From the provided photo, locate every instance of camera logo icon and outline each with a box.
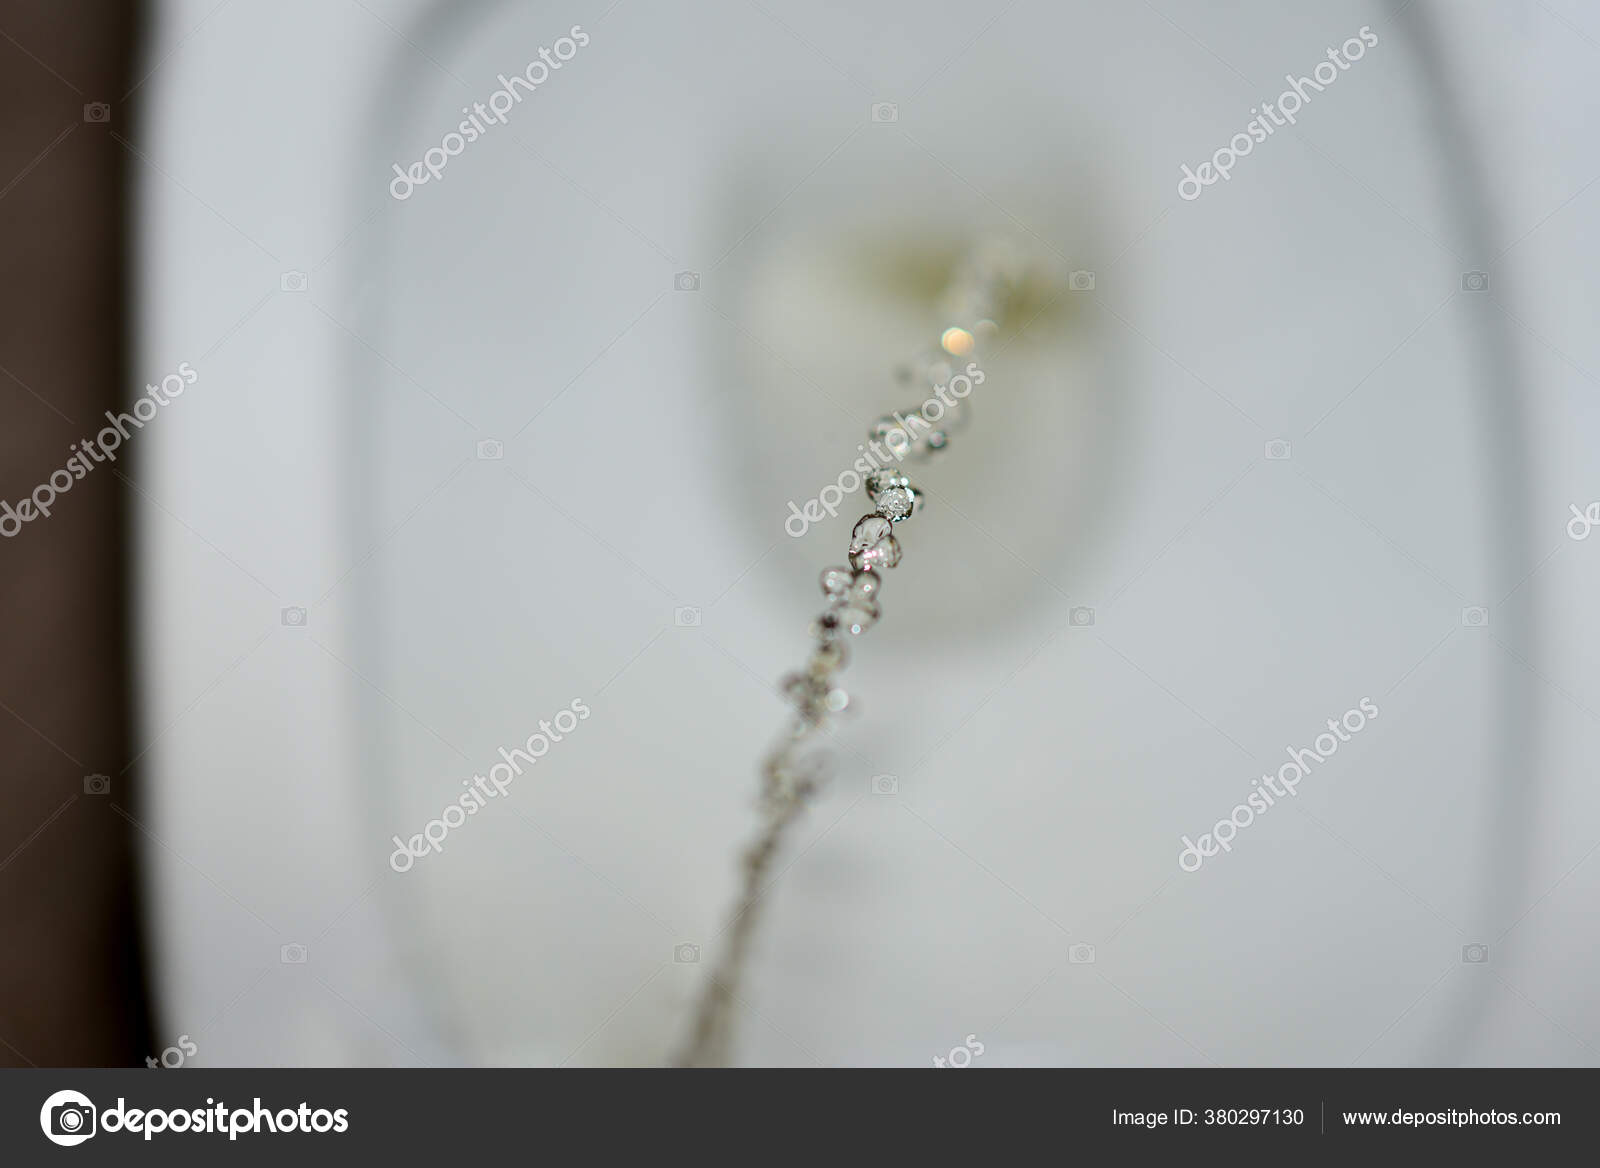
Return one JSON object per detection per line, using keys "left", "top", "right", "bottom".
{"left": 674, "top": 943, "right": 700, "bottom": 964}
{"left": 1461, "top": 271, "right": 1490, "bottom": 293}
{"left": 870, "top": 774, "right": 898, "bottom": 795}
{"left": 279, "top": 270, "right": 308, "bottom": 293}
{"left": 870, "top": 102, "right": 898, "bottom": 123}
{"left": 281, "top": 606, "right": 307, "bottom": 627}
{"left": 674, "top": 606, "right": 701, "bottom": 627}
{"left": 1461, "top": 606, "right": 1489, "bottom": 627}
{"left": 674, "top": 271, "right": 700, "bottom": 292}
{"left": 1068, "top": 943, "right": 1096, "bottom": 964}
{"left": 83, "top": 102, "right": 111, "bottom": 124}
{"left": 476, "top": 438, "right": 503, "bottom": 460}
{"left": 84, "top": 773, "right": 110, "bottom": 796}
{"left": 1461, "top": 943, "right": 1489, "bottom": 964}
{"left": 1265, "top": 438, "right": 1292, "bottom": 460}
{"left": 1068, "top": 269, "right": 1096, "bottom": 292}
{"left": 280, "top": 943, "right": 307, "bottom": 964}
{"left": 1069, "top": 606, "right": 1095, "bottom": 627}
{"left": 40, "top": 1090, "right": 97, "bottom": 1146}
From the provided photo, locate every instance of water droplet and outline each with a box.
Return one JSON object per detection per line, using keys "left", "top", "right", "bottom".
{"left": 849, "top": 570, "right": 880, "bottom": 604}
{"left": 875, "top": 486, "right": 915, "bottom": 521}
{"left": 834, "top": 602, "right": 879, "bottom": 635}
{"left": 819, "top": 566, "right": 853, "bottom": 599}
{"left": 849, "top": 515, "right": 893, "bottom": 553}
{"left": 849, "top": 533, "right": 901, "bottom": 572}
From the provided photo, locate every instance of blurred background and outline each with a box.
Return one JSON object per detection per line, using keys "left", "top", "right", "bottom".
{"left": 3, "top": 0, "right": 1598, "bottom": 1066}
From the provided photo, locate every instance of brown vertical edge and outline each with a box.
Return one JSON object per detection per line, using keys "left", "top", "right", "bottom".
{"left": 0, "top": 0, "right": 153, "bottom": 1065}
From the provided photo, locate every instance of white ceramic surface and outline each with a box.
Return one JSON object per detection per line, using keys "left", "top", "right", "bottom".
{"left": 136, "top": 0, "right": 1600, "bottom": 1066}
